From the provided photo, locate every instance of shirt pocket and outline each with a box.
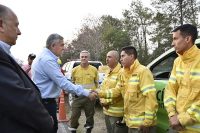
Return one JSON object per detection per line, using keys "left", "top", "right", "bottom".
{"left": 125, "top": 85, "right": 138, "bottom": 103}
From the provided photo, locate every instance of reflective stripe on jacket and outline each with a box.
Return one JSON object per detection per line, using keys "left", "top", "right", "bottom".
{"left": 164, "top": 45, "right": 200, "bottom": 132}
{"left": 100, "top": 63, "right": 124, "bottom": 117}
{"left": 99, "top": 59, "right": 158, "bottom": 128}
{"left": 72, "top": 65, "right": 99, "bottom": 90}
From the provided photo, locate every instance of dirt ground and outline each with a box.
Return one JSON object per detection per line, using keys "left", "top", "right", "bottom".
{"left": 65, "top": 96, "right": 107, "bottom": 133}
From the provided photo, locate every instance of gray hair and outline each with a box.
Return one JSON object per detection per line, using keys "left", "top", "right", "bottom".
{"left": 46, "top": 33, "right": 64, "bottom": 49}
{"left": 109, "top": 50, "right": 119, "bottom": 61}
{"left": 80, "top": 50, "right": 90, "bottom": 58}
{"left": 0, "top": 4, "right": 12, "bottom": 20}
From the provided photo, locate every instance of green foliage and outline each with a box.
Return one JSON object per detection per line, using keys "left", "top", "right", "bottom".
{"left": 61, "top": 0, "right": 199, "bottom": 65}
{"left": 99, "top": 15, "right": 131, "bottom": 64}
{"left": 122, "top": 0, "right": 153, "bottom": 64}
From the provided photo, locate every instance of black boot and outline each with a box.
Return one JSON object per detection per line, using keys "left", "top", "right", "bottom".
{"left": 86, "top": 128, "right": 92, "bottom": 133}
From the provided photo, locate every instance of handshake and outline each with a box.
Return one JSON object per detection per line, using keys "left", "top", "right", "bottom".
{"left": 88, "top": 90, "right": 99, "bottom": 101}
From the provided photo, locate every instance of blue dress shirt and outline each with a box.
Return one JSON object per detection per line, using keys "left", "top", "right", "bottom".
{"left": 31, "top": 48, "right": 90, "bottom": 98}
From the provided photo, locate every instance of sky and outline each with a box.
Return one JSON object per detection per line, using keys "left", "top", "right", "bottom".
{"left": 1, "top": 0, "right": 150, "bottom": 63}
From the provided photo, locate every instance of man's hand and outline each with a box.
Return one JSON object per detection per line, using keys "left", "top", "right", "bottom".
{"left": 139, "top": 125, "right": 150, "bottom": 133}
{"left": 100, "top": 98, "right": 109, "bottom": 109}
{"left": 88, "top": 91, "right": 97, "bottom": 101}
{"left": 169, "top": 114, "right": 184, "bottom": 131}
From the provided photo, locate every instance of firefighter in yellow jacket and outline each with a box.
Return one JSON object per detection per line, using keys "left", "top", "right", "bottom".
{"left": 100, "top": 50, "right": 124, "bottom": 133}
{"left": 69, "top": 50, "right": 99, "bottom": 133}
{"left": 164, "top": 24, "right": 200, "bottom": 133}
{"left": 98, "top": 46, "right": 158, "bottom": 133}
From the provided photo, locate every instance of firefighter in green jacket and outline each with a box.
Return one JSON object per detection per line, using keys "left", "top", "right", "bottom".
{"left": 100, "top": 50, "right": 124, "bottom": 133}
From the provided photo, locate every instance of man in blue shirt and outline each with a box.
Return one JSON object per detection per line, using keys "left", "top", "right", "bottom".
{"left": 32, "top": 33, "right": 97, "bottom": 133}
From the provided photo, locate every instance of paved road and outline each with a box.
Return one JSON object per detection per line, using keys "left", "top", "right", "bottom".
{"left": 58, "top": 122, "right": 70, "bottom": 133}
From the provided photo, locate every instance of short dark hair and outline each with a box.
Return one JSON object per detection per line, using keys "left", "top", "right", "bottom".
{"left": 28, "top": 53, "right": 36, "bottom": 60}
{"left": 172, "top": 24, "right": 198, "bottom": 43}
{"left": 121, "top": 46, "right": 137, "bottom": 59}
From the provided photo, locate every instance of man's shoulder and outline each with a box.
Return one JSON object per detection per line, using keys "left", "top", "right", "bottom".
{"left": 89, "top": 65, "right": 97, "bottom": 71}
{"left": 0, "top": 47, "right": 9, "bottom": 60}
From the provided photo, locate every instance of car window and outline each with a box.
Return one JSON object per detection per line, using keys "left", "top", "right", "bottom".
{"left": 73, "top": 62, "right": 80, "bottom": 68}
{"left": 90, "top": 63, "right": 102, "bottom": 69}
{"left": 151, "top": 52, "right": 177, "bottom": 79}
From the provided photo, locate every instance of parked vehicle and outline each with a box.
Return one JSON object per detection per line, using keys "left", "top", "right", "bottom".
{"left": 62, "top": 60, "right": 104, "bottom": 83}
{"left": 147, "top": 39, "right": 200, "bottom": 133}
{"left": 62, "top": 60, "right": 104, "bottom": 107}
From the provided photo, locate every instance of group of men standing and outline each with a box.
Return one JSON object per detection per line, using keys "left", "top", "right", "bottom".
{"left": 0, "top": 3, "right": 200, "bottom": 133}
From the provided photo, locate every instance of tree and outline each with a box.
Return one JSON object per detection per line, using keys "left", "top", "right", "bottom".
{"left": 63, "top": 16, "right": 104, "bottom": 61}
{"left": 122, "top": 0, "right": 153, "bottom": 64}
{"left": 150, "top": 0, "right": 199, "bottom": 60}
{"left": 99, "top": 15, "right": 131, "bottom": 63}
{"left": 151, "top": 0, "right": 199, "bottom": 26}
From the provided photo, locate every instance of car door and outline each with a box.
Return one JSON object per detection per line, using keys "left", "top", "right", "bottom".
{"left": 149, "top": 52, "right": 177, "bottom": 133}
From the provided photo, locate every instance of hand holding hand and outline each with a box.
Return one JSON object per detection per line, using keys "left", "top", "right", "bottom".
{"left": 88, "top": 91, "right": 97, "bottom": 101}
{"left": 169, "top": 114, "right": 184, "bottom": 131}
{"left": 100, "top": 98, "right": 109, "bottom": 109}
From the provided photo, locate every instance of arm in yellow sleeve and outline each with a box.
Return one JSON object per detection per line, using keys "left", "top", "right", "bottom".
{"left": 178, "top": 101, "right": 200, "bottom": 126}
{"left": 71, "top": 67, "right": 76, "bottom": 83}
{"left": 164, "top": 61, "right": 179, "bottom": 118}
{"left": 98, "top": 81, "right": 122, "bottom": 99}
{"left": 139, "top": 68, "right": 158, "bottom": 126}
{"left": 94, "top": 69, "right": 99, "bottom": 88}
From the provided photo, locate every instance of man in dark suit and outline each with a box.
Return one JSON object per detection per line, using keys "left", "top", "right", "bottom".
{"left": 0, "top": 4, "right": 54, "bottom": 133}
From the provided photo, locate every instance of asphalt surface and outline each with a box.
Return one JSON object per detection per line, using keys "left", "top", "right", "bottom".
{"left": 58, "top": 122, "right": 70, "bottom": 133}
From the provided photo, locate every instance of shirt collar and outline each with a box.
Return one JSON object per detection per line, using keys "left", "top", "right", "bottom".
{"left": 44, "top": 48, "right": 59, "bottom": 60}
{"left": 0, "top": 40, "right": 12, "bottom": 55}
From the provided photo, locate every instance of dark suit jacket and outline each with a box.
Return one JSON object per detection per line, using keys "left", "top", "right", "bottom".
{"left": 0, "top": 47, "right": 53, "bottom": 133}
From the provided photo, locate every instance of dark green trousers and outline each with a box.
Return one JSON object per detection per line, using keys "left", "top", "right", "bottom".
{"left": 104, "top": 115, "right": 123, "bottom": 133}
{"left": 128, "top": 126, "right": 156, "bottom": 133}
{"left": 70, "top": 96, "right": 96, "bottom": 129}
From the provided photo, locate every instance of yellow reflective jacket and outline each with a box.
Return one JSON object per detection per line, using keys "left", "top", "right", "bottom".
{"left": 100, "top": 63, "right": 124, "bottom": 117}
{"left": 164, "top": 45, "right": 200, "bottom": 133}
{"left": 99, "top": 59, "right": 158, "bottom": 128}
{"left": 72, "top": 65, "right": 99, "bottom": 90}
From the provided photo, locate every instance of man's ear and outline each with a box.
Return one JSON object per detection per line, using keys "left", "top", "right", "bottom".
{"left": 50, "top": 43, "right": 55, "bottom": 49}
{"left": 186, "top": 36, "right": 191, "bottom": 43}
{"left": 0, "top": 18, "right": 4, "bottom": 32}
{"left": 131, "top": 54, "right": 135, "bottom": 59}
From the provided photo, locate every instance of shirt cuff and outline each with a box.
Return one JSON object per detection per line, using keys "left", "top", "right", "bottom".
{"left": 178, "top": 112, "right": 194, "bottom": 126}
{"left": 98, "top": 90, "right": 105, "bottom": 98}
{"left": 82, "top": 89, "right": 90, "bottom": 97}
{"left": 166, "top": 105, "right": 176, "bottom": 117}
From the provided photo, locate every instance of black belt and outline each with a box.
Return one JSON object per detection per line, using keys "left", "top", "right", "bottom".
{"left": 74, "top": 95, "right": 79, "bottom": 98}
{"left": 42, "top": 98, "right": 56, "bottom": 103}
